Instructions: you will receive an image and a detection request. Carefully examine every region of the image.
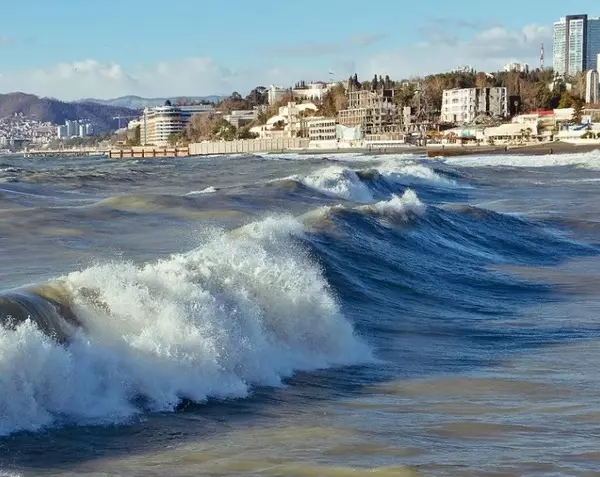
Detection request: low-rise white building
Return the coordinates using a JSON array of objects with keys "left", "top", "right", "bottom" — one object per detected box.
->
[
  {"left": 293, "top": 82, "right": 332, "bottom": 102},
  {"left": 503, "top": 62, "right": 530, "bottom": 73},
  {"left": 307, "top": 117, "right": 337, "bottom": 141},
  {"left": 251, "top": 102, "right": 318, "bottom": 138},
  {"left": 223, "top": 109, "right": 257, "bottom": 128},
  {"left": 484, "top": 123, "right": 538, "bottom": 143},
  {"left": 441, "top": 87, "right": 508, "bottom": 124}
]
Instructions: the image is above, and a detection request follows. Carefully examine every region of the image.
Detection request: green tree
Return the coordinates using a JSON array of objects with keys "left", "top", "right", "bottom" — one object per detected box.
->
[
  {"left": 572, "top": 97, "right": 584, "bottom": 124},
  {"left": 211, "top": 119, "right": 237, "bottom": 140},
  {"left": 558, "top": 91, "right": 574, "bottom": 108},
  {"left": 238, "top": 128, "right": 259, "bottom": 139}
]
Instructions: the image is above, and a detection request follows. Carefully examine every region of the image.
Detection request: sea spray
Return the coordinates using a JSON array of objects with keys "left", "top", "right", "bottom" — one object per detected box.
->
[{"left": 0, "top": 215, "right": 371, "bottom": 436}]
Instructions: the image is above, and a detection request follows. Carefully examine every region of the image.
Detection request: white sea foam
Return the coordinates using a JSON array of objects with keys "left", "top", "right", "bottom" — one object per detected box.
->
[
  {"left": 292, "top": 158, "right": 455, "bottom": 204},
  {"left": 295, "top": 167, "right": 375, "bottom": 202},
  {"left": 359, "top": 189, "right": 425, "bottom": 219},
  {"left": 0, "top": 216, "right": 371, "bottom": 436},
  {"left": 185, "top": 186, "right": 218, "bottom": 195},
  {"left": 376, "top": 159, "right": 458, "bottom": 187},
  {"left": 441, "top": 150, "right": 600, "bottom": 169}
]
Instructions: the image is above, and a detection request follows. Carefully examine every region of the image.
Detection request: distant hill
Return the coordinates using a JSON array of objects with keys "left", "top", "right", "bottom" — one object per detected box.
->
[
  {"left": 0, "top": 92, "right": 138, "bottom": 131},
  {"left": 78, "top": 95, "right": 222, "bottom": 110}
]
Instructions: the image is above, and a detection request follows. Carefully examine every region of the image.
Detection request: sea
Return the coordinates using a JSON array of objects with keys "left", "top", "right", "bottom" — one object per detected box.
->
[{"left": 1, "top": 150, "right": 600, "bottom": 476}]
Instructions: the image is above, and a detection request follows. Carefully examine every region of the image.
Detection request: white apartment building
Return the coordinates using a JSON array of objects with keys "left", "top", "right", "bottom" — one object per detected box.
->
[
  {"left": 503, "top": 62, "right": 529, "bottom": 73},
  {"left": 57, "top": 125, "right": 68, "bottom": 139},
  {"left": 307, "top": 117, "right": 337, "bottom": 141},
  {"left": 586, "top": 69, "right": 600, "bottom": 104},
  {"left": 441, "top": 87, "right": 508, "bottom": 124},
  {"left": 65, "top": 120, "right": 79, "bottom": 137},
  {"left": 553, "top": 14, "right": 600, "bottom": 76}
]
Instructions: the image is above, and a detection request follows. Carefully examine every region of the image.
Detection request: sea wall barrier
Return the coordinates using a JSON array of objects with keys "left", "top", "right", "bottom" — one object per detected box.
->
[{"left": 188, "top": 138, "right": 309, "bottom": 156}]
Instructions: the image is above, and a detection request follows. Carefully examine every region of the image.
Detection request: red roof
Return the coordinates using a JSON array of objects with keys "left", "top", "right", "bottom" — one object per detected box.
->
[{"left": 530, "top": 110, "right": 554, "bottom": 116}]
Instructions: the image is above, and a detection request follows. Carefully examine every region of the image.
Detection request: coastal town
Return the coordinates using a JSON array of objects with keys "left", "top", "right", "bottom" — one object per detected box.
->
[{"left": 4, "top": 12, "right": 600, "bottom": 157}]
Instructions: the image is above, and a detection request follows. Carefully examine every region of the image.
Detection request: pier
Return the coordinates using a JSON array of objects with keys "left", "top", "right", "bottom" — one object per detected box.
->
[
  {"left": 23, "top": 146, "right": 190, "bottom": 159},
  {"left": 108, "top": 147, "right": 189, "bottom": 159}
]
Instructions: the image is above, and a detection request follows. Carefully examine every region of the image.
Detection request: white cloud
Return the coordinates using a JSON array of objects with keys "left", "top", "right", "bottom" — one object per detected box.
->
[
  {"left": 362, "top": 23, "right": 551, "bottom": 79},
  {"left": 0, "top": 22, "right": 552, "bottom": 100},
  {"left": 0, "top": 57, "right": 332, "bottom": 100}
]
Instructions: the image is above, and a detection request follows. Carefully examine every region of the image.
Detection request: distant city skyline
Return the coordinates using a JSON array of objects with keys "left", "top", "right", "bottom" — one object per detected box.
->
[{"left": 0, "top": 1, "right": 588, "bottom": 100}]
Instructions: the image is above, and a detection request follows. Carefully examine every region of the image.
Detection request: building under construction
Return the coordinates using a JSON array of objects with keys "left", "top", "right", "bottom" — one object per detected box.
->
[{"left": 338, "top": 88, "right": 402, "bottom": 139}]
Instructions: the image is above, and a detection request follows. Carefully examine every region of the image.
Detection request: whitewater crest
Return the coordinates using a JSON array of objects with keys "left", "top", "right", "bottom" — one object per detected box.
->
[
  {"left": 185, "top": 186, "right": 218, "bottom": 195},
  {"left": 441, "top": 149, "right": 600, "bottom": 169},
  {"left": 289, "top": 159, "right": 457, "bottom": 203},
  {"left": 0, "top": 215, "right": 371, "bottom": 436},
  {"left": 359, "top": 189, "right": 425, "bottom": 220}
]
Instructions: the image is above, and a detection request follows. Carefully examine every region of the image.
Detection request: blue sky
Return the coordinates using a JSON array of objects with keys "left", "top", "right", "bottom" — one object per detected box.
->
[{"left": 0, "top": 0, "right": 579, "bottom": 99}]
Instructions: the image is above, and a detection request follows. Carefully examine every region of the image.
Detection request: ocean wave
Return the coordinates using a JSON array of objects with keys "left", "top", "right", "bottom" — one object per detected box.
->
[
  {"left": 442, "top": 150, "right": 600, "bottom": 169},
  {"left": 376, "top": 159, "right": 459, "bottom": 187},
  {"left": 286, "top": 160, "right": 458, "bottom": 203},
  {"left": 295, "top": 166, "right": 375, "bottom": 202},
  {"left": 0, "top": 215, "right": 371, "bottom": 436},
  {"left": 185, "top": 186, "right": 218, "bottom": 195},
  {"left": 358, "top": 189, "right": 425, "bottom": 220}
]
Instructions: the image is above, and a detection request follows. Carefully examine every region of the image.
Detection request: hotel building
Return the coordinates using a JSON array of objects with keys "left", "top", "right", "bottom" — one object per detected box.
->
[{"left": 140, "top": 103, "right": 215, "bottom": 146}]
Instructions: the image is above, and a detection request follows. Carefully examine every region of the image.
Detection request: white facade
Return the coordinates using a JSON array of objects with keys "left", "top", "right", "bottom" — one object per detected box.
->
[
  {"left": 503, "top": 62, "right": 529, "bottom": 73},
  {"left": 267, "top": 85, "right": 288, "bottom": 104},
  {"left": 586, "top": 69, "right": 600, "bottom": 104},
  {"left": 293, "top": 82, "right": 332, "bottom": 102},
  {"left": 57, "top": 125, "right": 67, "bottom": 139},
  {"left": 65, "top": 120, "right": 79, "bottom": 137},
  {"left": 553, "top": 15, "right": 600, "bottom": 76},
  {"left": 441, "top": 87, "right": 508, "bottom": 124},
  {"left": 307, "top": 117, "right": 337, "bottom": 141}
]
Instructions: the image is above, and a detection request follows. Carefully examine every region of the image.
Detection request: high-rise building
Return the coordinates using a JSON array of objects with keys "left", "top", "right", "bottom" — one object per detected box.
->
[
  {"left": 65, "top": 120, "right": 79, "bottom": 138},
  {"left": 57, "top": 125, "right": 68, "bottom": 139},
  {"left": 553, "top": 14, "right": 600, "bottom": 76}
]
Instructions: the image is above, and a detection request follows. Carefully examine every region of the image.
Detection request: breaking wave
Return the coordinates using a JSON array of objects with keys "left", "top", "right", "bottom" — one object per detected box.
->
[
  {"left": 442, "top": 150, "right": 600, "bottom": 169},
  {"left": 0, "top": 216, "right": 371, "bottom": 436},
  {"left": 285, "top": 159, "right": 457, "bottom": 203}
]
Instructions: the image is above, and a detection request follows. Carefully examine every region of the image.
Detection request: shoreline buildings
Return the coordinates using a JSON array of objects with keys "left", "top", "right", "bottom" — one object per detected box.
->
[
  {"left": 139, "top": 102, "right": 215, "bottom": 146},
  {"left": 337, "top": 88, "right": 402, "bottom": 139},
  {"left": 441, "top": 87, "right": 508, "bottom": 124},
  {"left": 553, "top": 14, "right": 600, "bottom": 76},
  {"left": 586, "top": 67, "right": 600, "bottom": 104}
]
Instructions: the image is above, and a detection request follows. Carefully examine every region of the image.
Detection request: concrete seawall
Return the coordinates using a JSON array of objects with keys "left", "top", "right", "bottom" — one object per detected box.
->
[{"left": 188, "top": 138, "right": 309, "bottom": 155}]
